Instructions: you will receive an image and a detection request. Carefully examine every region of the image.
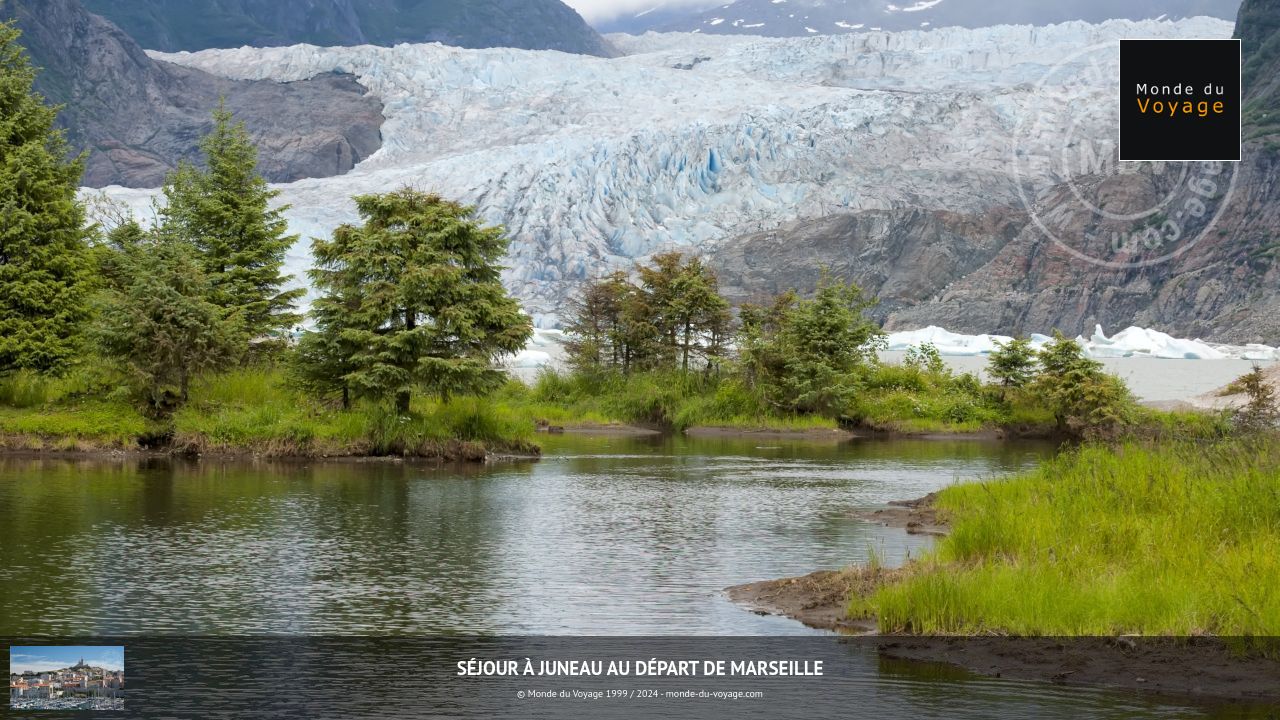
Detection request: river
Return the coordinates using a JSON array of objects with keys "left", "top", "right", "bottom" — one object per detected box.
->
[{"left": 0, "top": 436, "right": 1267, "bottom": 718}]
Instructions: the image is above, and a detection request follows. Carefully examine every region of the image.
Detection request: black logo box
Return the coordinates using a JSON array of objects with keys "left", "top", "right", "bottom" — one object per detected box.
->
[{"left": 1119, "top": 38, "right": 1241, "bottom": 162}]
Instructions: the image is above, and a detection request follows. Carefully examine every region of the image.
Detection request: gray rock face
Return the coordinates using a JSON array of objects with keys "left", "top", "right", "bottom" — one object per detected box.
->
[
  {"left": 4, "top": 0, "right": 386, "bottom": 188},
  {"left": 710, "top": 208, "right": 1029, "bottom": 322},
  {"left": 81, "top": 0, "right": 617, "bottom": 57}
]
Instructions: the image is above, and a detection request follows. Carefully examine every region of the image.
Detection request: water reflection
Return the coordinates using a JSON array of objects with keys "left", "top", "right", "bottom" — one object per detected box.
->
[{"left": 0, "top": 437, "right": 1050, "bottom": 637}]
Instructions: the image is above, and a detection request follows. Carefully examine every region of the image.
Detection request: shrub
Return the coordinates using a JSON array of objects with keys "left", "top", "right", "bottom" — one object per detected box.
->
[{"left": 1234, "top": 366, "right": 1279, "bottom": 432}]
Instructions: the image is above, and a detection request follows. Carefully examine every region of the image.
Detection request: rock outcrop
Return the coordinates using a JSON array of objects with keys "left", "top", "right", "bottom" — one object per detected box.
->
[
  {"left": 82, "top": 0, "right": 617, "bottom": 57},
  {"left": 3, "top": 0, "right": 385, "bottom": 188},
  {"left": 710, "top": 208, "right": 1030, "bottom": 322}
]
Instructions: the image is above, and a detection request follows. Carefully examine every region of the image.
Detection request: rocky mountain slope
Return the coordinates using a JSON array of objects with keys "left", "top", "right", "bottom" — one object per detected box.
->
[
  {"left": 709, "top": 0, "right": 1280, "bottom": 343},
  {"left": 82, "top": 0, "right": 616, "bottom": 57},
  {"left": 875, "top": 0, "right": 1280, "bottom": 343},
  {"left": 93, "top": 17, "right": 1234, "bottom": 330},
  {"left": 711, "top": 208, "right": 1030, "bottom": 321},
  {"left": 614, "top": 0, "right": 1241, "bottom": 36},
  {"left": 5, "top": 0, "right": 385, "bottom": 188}
]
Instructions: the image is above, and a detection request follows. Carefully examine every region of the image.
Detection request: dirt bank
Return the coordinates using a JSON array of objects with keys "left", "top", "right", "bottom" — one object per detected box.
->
[
  {"left": 726, "top": 494, "right": 945, "bottom": 633},
  {"left": 879, "top": 636, "right": 1280, "bottom": 703},
  {"left": 1182, "top": 363, "right": 1280, "bottom": 411},
  {"left": 684, "top": 426, "right": 854, "bottom": 440},
  {"left": 850, "top": 493, "right": 948, "bottom": 537},
  {"left": 539, "top": 422, "right": 662, "bottom": 437},
  {"left": 726, "top": 566, "right": 893, "bottom": 634}
]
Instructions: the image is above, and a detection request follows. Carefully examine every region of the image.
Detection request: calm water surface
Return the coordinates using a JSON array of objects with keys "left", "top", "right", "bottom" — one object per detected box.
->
[
  {"left": 0, "top": 435, "right": 1050, "bottom": 636},
  {"left": 1, "top": 436, "right": 1268, "bottom": 718}
]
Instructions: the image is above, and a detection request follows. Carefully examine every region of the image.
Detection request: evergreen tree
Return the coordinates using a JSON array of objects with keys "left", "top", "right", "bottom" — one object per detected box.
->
[
  {"left": 563, "top": 271, "right": 629, "bottom": 372},
  {"left": 0, "top": 23, "right": 90, "bottom": 374},
  {"left": 988, "top": 337, "right": 1038, "bottom": 389},
  {"left": 309, "top": 189, "right": 533, "bottom": 414},
  {"left": 94, "top": 232, "right": 240, "bottom": 415},
  {"left": 289, "top": 280, "right": 362, "bottom": 410},
  {"left": 1034, "top": 331, "right": 1132, "bottom": 436},
  {"left": 93, "top": 219, "right": 147, "bottom": 293},
  {"left": 636, "top": 252, "right": 731, "bottom": 372},
  {"left": 741, "top": 278, "right": 884, "bottom": 415},
  {"left": 737, "top": 290, "right": 796, "bottom": 390},
  {"left": 160, "top": 102, "right": 303, "bottom": 343}
]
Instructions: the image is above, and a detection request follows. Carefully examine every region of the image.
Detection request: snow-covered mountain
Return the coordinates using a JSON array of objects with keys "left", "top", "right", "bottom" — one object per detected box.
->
[
  {"left": 91, "top": 17, "right": 1233, "bottom": 327},
  {"left": 609, "top": 0, "right": 1240, "bottom": 36},
  {"left": 595, "top": 2, "right": 725, "bottom": 34}
]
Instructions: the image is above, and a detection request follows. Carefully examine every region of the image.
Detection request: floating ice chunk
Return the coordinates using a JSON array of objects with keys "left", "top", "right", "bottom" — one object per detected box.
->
[
  {"left": 508, "top": 350, "right": 552, "bottom": 368},
  {"left": 885, "top": 326, "right": 1010, "bottom": 356},
  {"left": 885, "top": 325, "right": 1275, "bottom": 360}
]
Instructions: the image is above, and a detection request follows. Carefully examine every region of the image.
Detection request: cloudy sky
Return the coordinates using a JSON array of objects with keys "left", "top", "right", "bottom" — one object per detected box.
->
[
  {"left": 10, "top": 646, "right": 126, "bottom": 674},
  {"left": 562, "top": 0, "right": 720, "bottom": 23}
]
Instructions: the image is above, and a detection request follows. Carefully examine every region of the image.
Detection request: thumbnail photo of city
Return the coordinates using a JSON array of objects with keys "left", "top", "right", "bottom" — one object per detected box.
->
[{"left": 9, "top": 646, "right": 124, "bottom": 710}]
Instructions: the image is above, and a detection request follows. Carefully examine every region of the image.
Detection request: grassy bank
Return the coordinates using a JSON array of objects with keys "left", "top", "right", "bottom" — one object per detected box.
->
[
  {"left": 500, "top": 365, "right": 1233, "bottom": 438},
  {"left": 0, "top": 360, "right": 1237, "bottom": 456},
  {"left": 849, "top": 440, "right": 1280, "bottom": 638},
  {"left": 495, "top": 370, "right": 840, "bottom": 433},
  {"left": 0, "top": 368, "right": 538, "bottom": 459}
]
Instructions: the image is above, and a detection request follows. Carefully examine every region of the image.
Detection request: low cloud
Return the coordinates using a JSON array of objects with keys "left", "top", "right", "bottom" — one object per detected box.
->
[{"left": 563, "top": 0, "right": 721, "bottom": 23}]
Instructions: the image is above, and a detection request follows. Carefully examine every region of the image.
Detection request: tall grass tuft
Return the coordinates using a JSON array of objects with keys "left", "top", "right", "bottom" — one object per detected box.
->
[{"left": 861, "top": 440, "right": 1280, "bottom": 639}]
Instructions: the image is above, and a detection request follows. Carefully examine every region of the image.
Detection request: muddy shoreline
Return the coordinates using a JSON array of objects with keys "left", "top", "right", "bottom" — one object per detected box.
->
[
  {"left": 0, "top": 436, "right": 542, "bottom": 465},
  {"left": 726, "top": 495, "right": 1280, "bottom": 704}
]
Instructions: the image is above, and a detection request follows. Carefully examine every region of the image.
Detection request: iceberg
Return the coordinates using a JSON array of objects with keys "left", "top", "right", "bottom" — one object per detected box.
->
[
  {"left": 884, "top": 326, "right": 1010, "bottom": 356},
  {"left": 886, "top": 324, "right": 1278, "bottom": 361}
]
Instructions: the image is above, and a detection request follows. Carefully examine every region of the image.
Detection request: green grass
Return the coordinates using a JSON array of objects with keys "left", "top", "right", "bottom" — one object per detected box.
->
[
  {"left": 501, "top": 369, "right": 837, "bottom": 432},
  {"left": 0, "top": 360, "right": 1240, "bottom": 455},
  {"left": 0, "top": 366, "right": 538, "bottom": 459},
  {"left": 0, "top": 399, "right": 149, "bottom": 448},
  {"left": 495, "top": 364, "right": 1234, "bottom": 438},
  {"left": 847, "top": 365, "right": 1014, "bottom": 434},
  {"left": 173, "top": 368, "right": 537, "bottom": 457},
  {"left": 0, "top": 368, "right": 151, "bottom": 448},
  {"left": 851, "top": 440, "right": 1280, "bottom": 638}
]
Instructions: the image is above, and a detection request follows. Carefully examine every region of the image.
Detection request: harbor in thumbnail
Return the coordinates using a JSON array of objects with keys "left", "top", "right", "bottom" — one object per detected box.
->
[{"left": 9, "top": 646, "right": 124, "bottom": 711}]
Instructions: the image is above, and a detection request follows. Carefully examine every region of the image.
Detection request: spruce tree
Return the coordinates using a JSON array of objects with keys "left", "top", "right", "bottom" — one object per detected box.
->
[
  {"left": 0, "top": 23, "right": 90, "bottom": 374},
  {"left": 1034, "top": 332, "right": 1132, "bottom": 436},
  {"left": 289, "top": 281, "right": 362, "bottom": 410},
  {"left": 769, "top": 279, "right": 884, "bottom": 415},
  {"left": 94, "top": 232, "right": 240, "bottom": 415},
  {"left": 635, "top": 253, "right": 731, "bottom": 372},
  {"left": 160, "top": 102, "right": 303, "bottom": 343},
  {"left": 988, "top": 337, "right": 1038, "bottom": 389},
  {"left": 740, "top": 278, "right": 884, "bottom": 415},
  {"left": 309, "top": 189, "right": 533, "bottom": 414}
]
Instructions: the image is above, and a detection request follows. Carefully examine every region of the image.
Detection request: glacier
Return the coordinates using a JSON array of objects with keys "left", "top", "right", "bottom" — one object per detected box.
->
[{"left": 86, "top": 17, "right": 1234, "bottom": 328}]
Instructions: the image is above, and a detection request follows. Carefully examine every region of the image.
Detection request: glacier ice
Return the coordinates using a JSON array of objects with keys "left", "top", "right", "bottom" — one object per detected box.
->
[{"left": 87, "top": 18, "right": 1234, "bottom": 327}]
